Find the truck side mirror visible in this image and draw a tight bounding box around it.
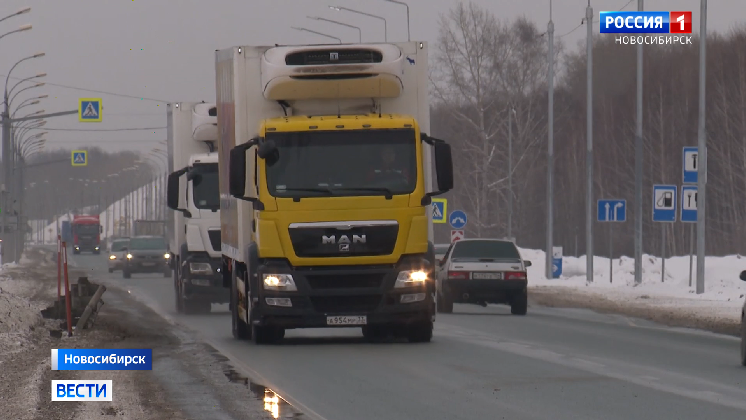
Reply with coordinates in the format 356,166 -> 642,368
229,145 -> 248,198
434,142 -> 454,192
100,226 -> 103,234
257,140 -> 279,166
740,270 -> 746,281
167,172 -> 181,210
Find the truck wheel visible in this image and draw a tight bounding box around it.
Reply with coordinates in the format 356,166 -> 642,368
406,321 -> 433,343
252,325 -> 283,345
123,268 -> 131,279
163,267 -> 171,278
510,290 -> 528,315
740,316 -> 746,367
231,267 -> 251,340
437,291 -> 453,314
362,325 -> 388,342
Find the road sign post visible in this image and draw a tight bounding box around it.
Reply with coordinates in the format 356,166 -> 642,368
652,185 -> 677,222
596,199 -> 626,222
448,210 -> 467,230
681,185 -> 697,223
78,98 -> 102,122
683,146 -> 698,184
431,198 -> 446,224
450,230 -> 464,243
71,151 -> 88,167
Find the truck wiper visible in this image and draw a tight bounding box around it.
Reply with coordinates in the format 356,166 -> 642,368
280,187 -> 335,201
330,187 -> 394,199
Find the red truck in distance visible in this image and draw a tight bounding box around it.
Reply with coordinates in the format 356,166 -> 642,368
72,215 -> 102,254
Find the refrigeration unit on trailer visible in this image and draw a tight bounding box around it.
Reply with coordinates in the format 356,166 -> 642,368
216,42 -> 454,344
166,101 -> 229,314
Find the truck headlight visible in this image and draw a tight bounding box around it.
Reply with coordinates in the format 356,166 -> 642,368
394,270 -> 428,288
263,273 -> 297,291
189,262 -> 213,275
126,254 -> 133,259
109,255 -> 116,260
164,253 -> 170,259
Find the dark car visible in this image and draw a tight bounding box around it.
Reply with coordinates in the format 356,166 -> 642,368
436,239 -> 531,315
122,236 -> 172,279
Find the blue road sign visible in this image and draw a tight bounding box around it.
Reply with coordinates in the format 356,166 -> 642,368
652,185 -> 677,222
78,98 -> 102,122
683,146 -> 698,184
597,199 -> 626,222
449,210 -> 467,229
431,198 -> 446,224
681,185 -> 697,223
71,150 -> 87,167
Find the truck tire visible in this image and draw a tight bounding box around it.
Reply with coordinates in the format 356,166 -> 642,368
163,267 -> 171,278
740,315 -> 746,367
231,265 -> 251,340
362,325 -> 388,342
174,266 -> 184,314
123,268 -> 131,279
510,290 -> 528,315
406,321 -> 433,343
108,268 -> 114,273
437,291 -> 453,314
252,325 -> 283,345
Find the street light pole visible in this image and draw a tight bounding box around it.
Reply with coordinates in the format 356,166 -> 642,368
546,0 -> 555,280
634,0 -> 644,285
307,16 -> 362,43
696,0 -> 708,294
508,107 -> 515,239
383,0 -> 410,41
291,27 -> 342,43
329,6 -> 388,41
585,1 -> 594,283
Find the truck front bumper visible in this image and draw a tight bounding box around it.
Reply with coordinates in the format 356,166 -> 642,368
182,256 -> 229,304
252,257 -> 435,329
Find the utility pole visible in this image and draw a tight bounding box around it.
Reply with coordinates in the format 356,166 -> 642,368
545,1 -> 555,279
634,0 -> 644,285
585,1 -> 594,283
696,0 -> 707,294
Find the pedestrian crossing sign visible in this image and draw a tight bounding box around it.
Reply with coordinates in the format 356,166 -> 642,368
78,98 -> 102,122
72,150 -> 87,166
432,198 -> 447,224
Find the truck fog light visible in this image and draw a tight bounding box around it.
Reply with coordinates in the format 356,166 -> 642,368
265,297 -> 292,307
400,293 -> 426,303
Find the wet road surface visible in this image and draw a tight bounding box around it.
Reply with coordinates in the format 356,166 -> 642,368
72,252 -> 746,420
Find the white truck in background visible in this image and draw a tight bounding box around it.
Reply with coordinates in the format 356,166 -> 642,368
166,102 -> 229,314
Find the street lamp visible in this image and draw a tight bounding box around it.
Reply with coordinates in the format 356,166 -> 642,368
0,7 -> 31,25
291,27 -> 341,44
307,16 -> 362,43
12,99 -> 39,116
7,72 -> 46,101
382,0 -> 410,41
0,24 -> 32,43
9,83 -> 45,108
329,6 -> 387,41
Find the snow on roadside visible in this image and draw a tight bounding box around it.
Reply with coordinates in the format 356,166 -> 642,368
517,247 -> 746,323
0,273 -> 44,356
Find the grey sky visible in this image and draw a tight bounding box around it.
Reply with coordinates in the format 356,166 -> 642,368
2,0 -> 741,157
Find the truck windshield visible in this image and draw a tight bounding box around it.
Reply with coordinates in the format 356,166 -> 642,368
129,237 -> 166,250
191,163 -> 220,210
74,224 -> 99,236
265,129 -> 417,198
111,241 -> 129,252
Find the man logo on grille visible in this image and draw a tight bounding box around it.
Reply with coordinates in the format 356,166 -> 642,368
330,52 -> 339,61
339,243 -> 350,252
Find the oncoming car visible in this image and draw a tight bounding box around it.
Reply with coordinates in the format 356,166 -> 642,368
122,236 -> 172,279
436,238 -> 531,315
107,238 -> 130,273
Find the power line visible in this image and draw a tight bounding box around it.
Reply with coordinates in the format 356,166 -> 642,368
0,74 -> 171,103
25,126 -> 166,132
559,1 -> 635,39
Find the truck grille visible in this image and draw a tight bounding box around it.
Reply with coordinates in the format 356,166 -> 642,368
306,273 -> 385,290
285,49 -> 383,66
207,230 -> 221,251
310,295 -> 382,314
288,224 -> 398,258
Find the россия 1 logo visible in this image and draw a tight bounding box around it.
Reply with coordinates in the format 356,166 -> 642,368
600,11 -> 692,34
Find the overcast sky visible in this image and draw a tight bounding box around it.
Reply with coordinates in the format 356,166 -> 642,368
2,0 -> 741,157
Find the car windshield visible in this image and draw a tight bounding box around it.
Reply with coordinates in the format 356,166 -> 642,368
265,129 -> 417,199
110,241 -> 129,252
451,240 -> 521,260
128,237 -> 166,250
191,163 -> 219,210
74,224 -> 99,235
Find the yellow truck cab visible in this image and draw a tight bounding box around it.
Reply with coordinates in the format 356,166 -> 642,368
216,42 -> 453,344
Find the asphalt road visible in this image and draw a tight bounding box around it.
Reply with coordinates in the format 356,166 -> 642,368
71,252 -> 746,420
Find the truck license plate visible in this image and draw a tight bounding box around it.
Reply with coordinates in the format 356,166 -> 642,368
326,316 -> 367,326
472,272 -> 502,280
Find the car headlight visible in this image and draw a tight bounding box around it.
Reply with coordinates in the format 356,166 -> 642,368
109,255 -> 116,260
164,253 -> 170,259
262,273 -> 297,291
126,253 -> 133,259
394,270 -> 428,288
189,262 -> 213,275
